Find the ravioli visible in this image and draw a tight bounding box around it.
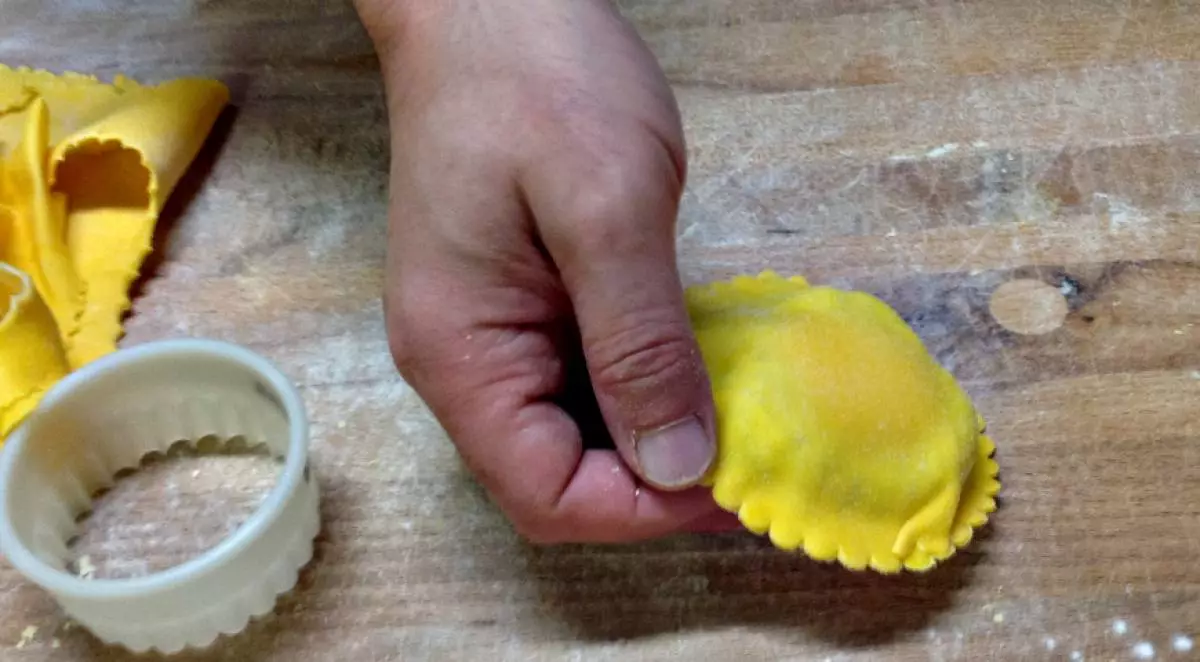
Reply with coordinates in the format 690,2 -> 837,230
687,271 -> 999,572
0,66 -> 228,440
0,263 -> 68,437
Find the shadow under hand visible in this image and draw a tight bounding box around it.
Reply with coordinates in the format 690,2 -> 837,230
524,516 -> 992,648
553,323 -> 615,452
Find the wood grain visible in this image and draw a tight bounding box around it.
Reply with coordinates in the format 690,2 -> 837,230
2,0 -> 1199,660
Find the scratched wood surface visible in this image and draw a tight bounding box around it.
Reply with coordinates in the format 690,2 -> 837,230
3,0 -> 1199,660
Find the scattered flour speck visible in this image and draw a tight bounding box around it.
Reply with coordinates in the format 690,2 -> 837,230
51,638 -> 61,649
76,555 -> 95,580
1070,652 -> 1083,662
1132,641 -> 1154,659
16,625 -> 37,649
1113,619 -> 1129,635
1044,637 -> 1057,651
926,143 -> 960,158
1173,635 -> 1194,652
992,612 -> 1005,624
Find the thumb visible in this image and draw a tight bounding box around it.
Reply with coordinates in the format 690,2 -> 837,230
526,145 -> 716,491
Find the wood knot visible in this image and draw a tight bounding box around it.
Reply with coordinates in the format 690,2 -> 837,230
988,279 -> 1068,335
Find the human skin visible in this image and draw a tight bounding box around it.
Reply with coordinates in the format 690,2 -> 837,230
355,0 -> 739,543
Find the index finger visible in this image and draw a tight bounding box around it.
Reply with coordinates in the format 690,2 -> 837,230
389,270 -> 726,543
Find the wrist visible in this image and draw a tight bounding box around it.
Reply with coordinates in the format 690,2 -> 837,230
354,0 -> 446,59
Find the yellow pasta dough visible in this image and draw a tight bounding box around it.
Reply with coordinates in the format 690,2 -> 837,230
687,271 -> 1000,573
0,263 -> 69,436
0,65 -> 228,440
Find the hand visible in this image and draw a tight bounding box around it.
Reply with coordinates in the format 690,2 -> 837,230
357,0 -> 737,543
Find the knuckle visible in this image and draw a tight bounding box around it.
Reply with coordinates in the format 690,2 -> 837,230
508,509 -> 563,545
384,322 -> 415,373
566,170 -> 641,240
587,314 -> 699,399
383,282 -> 430,378
555,151 -> 678,257
386,326 -> 417,378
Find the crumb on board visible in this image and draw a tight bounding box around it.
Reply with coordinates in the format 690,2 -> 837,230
16,625 -> 37,649
1112,619 -> 1129,635
51,638 -> 61,649
1132,641 -> 1155,659
992,612 -> 1005,624
1173,634 -> 1194,652
77,554 -> 96,580
925,142 -> 959,158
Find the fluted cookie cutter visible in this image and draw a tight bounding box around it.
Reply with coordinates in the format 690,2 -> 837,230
0,339 -> 320,654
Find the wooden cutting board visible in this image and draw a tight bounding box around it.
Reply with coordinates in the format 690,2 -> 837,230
2,1 -> 1198,660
